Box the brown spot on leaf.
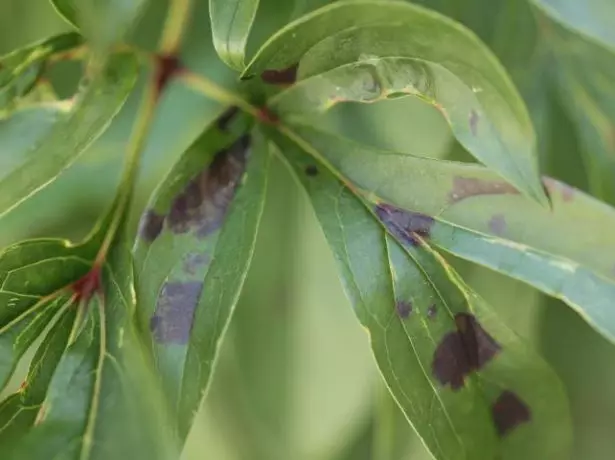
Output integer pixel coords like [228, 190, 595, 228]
[375, 203, 434, 246]
[305, 165, 318, 176]
[543, 177, 574, 202]
[469, 110, 479, 136]
[492, 391, 531, 436]
[449, 177, 519, 204]
[217, 106, 239, 131]
[488, 214, 507, 235]
[150, 281, 203, 344]
[168, 134, 250, 236]
[427, 303, 437, 319]
[139, 209, 165, 242]
[432, 313, 501, 390]
[260, 63, 298, 85]
[154, 53, 183, 97]
[396, 301, 412, 318]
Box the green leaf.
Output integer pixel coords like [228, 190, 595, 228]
[273, 130, 572, 459]
[531, 0, 615, 202]
[280, 123, 615, 343]
[210, 0, 260, 70]
[133, 110, 270, 439]
[0, 52, 138, 219]
[0, 32, 83, 110]
[244, 0, 546, 204]
[51, 0, 146, 48]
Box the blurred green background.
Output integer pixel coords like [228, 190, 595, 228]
[1, 1, 614, 459]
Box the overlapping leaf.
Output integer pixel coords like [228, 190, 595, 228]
[133, 110, 269, 439]
[0, 32, 83, 110]
[273, 130, 571, 459]
[244, 0, 546, 204]
[531, 0, 615, 203]
[278, 123, 615, 342]
[210, 0, 260, 70]
[0, 52, 138, 219]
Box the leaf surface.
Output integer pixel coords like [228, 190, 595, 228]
[245, 0, 545, 203]
[0, 52, 138, 218]
[210, 0, 260, 70]
[133, 111, 270, 438]
[273, 130, 572, 459]
[280, 123, 615, 342]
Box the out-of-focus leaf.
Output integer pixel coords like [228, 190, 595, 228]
[273, 130, 571, 460]
[0, 52, 138, 219]
[531, 0, 615, 203]
[51, 0, 146, 48]
[133, 111, 269, 439]
[0, 32, 83, 110]
[210, 0, 260, 70]
[282, 123, 615, 342]
[244, 0, 546, 204]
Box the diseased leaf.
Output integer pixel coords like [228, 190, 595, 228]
[0, 32, 83, 110]
[244, 0, 546, 204]
[274, 131, 572, 459]
[531, 0, 615, 202]
[280, 123, 615, 342]
[210, 0, 260, 70]
[0, 52, 138, 219]
[133, 110, 270, 438]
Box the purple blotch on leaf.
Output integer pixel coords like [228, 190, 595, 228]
[375, 203, 434, 246]
[427, 303, 437, 319]
[396, 301, 413, 318]
[305, 165, 318, 176]
[139, 209, 165, 242]
[449, 177, 519, 204]
[543, 177, 575, 203]
[150, 281, 203, 344]
[492, 391, 531, 437]
[183, 252, 210, 275]
[488, 214, 507, 235]
[260, 63, 299, 85]
[469, 109, 479, 136]
[168, 134, 250, 237]
[217, 106, 239, 131]
[432, 313, 501, 390]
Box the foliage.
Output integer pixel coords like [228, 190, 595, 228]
[0, 0, 613, 459]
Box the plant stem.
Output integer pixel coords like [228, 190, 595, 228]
[159, 0, 194, 54]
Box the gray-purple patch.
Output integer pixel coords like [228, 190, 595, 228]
[488, 214, 507, 235]
[168, 134, 250, 237]
[432, 313, 501, 390]
[492, 391, 531, 436]
[139, 209, 165, 242]
[427, 303, 437, 319]
[469, 109, 479, 136]
[182, 252, 210, 275]
[150, 281, 203, 344]
[396, 301, 413, 318]
[375, 203, 434, 246]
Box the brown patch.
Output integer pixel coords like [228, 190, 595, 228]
[469, 110, 479, 136]
[492, 391, 531, 436]
[150, 281, 203, 344]
[449, 177, 519, 204]
[256, 106, 279, 125]
[542, 177, 575, 202]
[168, 134, 250, 236]
[260, 63, 298, 85]
[375, 203, 434, 246]
[427, 303, 437, 319]
[139, 209, 165, 242]
[305, 165, 319, 176]
[396, 301, 412, 318]
[488, 214, 507, 235]
[217, 106, 239, 131]
[71, 267, 102, 304]
[432, 313, 501, 390]
[154, 53, 183, 97]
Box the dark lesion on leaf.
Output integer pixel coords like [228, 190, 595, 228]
[396, 300, 413, 318]
[305, 165, 319, 176]
[168, 134, 250, 237]
[469, 109, 479, 136]
[427, 303, 437, 319]
[492, 390, 531, 437]
[542, 177, 575, 203]
[260, 63, 299, 85]
[375, 203, 434, 246]
[432, 313, 501, 390]
[150, 281, 203, 344]
[449, 177, 519, 204]
[139, 209, 165, 242]
[488, 214, 507, 235]
[216, 106, 240, 131]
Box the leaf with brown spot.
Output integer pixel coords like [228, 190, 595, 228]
[273, 128, 572, 460]
[133, 116, 270, 439]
